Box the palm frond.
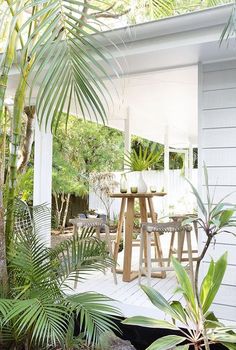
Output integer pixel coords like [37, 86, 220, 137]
[50, 227, 114, 289]
[149, 0, 174, 19]
[15, 0, 120, 131]
[124, 146, 163, 171]
[220, 4, 236, 44]
[66, 292, 121, 346]
[4, 298, 69, 346]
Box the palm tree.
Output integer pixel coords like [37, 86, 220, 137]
[0, 218, 120, 349]
[0, 0, 119, 288]
[146, 0, 232, 19]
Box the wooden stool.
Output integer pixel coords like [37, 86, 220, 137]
[69, 217, 117, 286]
[139, 222, 194, 286]
[168, 214, 198, 264]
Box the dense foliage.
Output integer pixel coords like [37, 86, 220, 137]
[0, 210, 120, 349]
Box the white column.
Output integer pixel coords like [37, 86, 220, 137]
[164, 128, 169, 216]
[184, 149, 189, 179]
[188, 144, 193, 180]
[33, 118, 52, 246]
[124, 106, 131, 170]
[124, 107, 131, 153]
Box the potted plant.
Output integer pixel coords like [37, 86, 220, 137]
[124, 146, 162, 193]
[123, 166, 236, 350]
[86, 209, 98, 218]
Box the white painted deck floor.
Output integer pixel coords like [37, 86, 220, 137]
[75, 242, 188, 319]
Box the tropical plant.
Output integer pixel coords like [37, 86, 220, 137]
[0, 220, 120, 349]
[0, 0, 120, 291]
[124, 166, 236, 350]
[124, 255, 236, 350]
[220, 2, 236, 43]
[124, 146, 163, 171]
[129, 0, 232, 22]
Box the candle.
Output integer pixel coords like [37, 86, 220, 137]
[150, 186, 156, 193]
[131, 186, 138, 193]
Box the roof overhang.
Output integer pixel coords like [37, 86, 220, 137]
[4, 4, 236, 147]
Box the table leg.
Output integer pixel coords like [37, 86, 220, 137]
[114, 198, 126, 264]
[148, 197, 166, 278]
[123, 197, 136, 282]
[139, 197, 148, 268]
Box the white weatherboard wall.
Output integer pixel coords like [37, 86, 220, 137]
[199, 60, 236, 322]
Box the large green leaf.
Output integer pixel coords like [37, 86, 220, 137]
[219, 209, 235, 228]
[171, 257, 197, 317]
[209, 333, 236, 343]
[201, 253, 227, 314]
[222, 343, 236, 350]
[146, 335, 186, 350]
[169, 301, 188, 324]
[200, 260, 215, 306]
[141, 285, 181, 321]
[122, 316, 179, 330]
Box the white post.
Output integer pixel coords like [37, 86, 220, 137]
[33, 118, 52, 246]
[184, 149, 189, 179]
[124, 106, 131, 169]
[188, 144, 193, 180]
[164, 128, 169, 216]
[124, 107, 131, 153]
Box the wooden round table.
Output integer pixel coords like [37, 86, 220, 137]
[110, 192, 166, 282]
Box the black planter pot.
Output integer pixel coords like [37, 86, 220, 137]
[112, 318, 228, 350]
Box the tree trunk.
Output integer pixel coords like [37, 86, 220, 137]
[5, 73, 28, 245]
[0, 30, 17, 293]
[58, 192, 65, 230]
[61, 193, 71, 233]
[18, 106, 35, 174]
[0, 107, 8, 295]
[53, 192, 65, 230]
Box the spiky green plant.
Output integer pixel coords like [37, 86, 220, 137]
[124, 255, 236, 350]
[124, 166, 236, 350]
[0, 218, 121, 349]
[124, 146, 163, 171]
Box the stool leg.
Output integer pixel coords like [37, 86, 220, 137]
[177, 230, 185, 262]
[114, 198, 126, 265]
[153, 232, 166, 279]
[139, 229, 144, 285]
[105, 224, 117, 285]
[186, 229, 194, 286]
[168, 232, 175, 266]
[147, 232, 152, 286]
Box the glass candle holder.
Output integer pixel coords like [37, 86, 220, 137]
[131, 186, 138, 193]
[150, 186, 157, 193]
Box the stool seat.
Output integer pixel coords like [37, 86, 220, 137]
[69, 217, 117, 285]
[142, 221, 192, 233]
[139, 221, 194, 286]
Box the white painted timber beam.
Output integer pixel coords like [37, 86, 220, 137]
[124, 106, 131, 169]
[33, 118, 52, 247]
[188, 144, 193, 181]
[164, 128, 169, 216]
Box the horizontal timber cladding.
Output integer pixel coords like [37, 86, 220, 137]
[200, 60, 236, 322]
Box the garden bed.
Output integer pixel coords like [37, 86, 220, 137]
[109, 318, 228, 350]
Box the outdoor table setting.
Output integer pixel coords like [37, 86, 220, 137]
[110, 191, 166, 282]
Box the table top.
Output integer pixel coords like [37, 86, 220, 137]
[110, 192, 167, 198]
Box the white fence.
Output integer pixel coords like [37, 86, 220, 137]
[89, 169, 198, 219]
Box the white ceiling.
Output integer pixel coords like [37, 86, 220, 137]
[105, 65, 198, 147]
